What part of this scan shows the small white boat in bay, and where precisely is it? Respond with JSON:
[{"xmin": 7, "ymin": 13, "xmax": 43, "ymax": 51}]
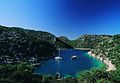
[
  {"xmin": 55, "ymin": 56, "xmax": 63, "ymax": 60},
  {"xmin": 71, "ymin": 55, "xmax": 78, "ymax": 60},
  {"xmin": 33, "ymin": 63, "xmax": 41, "ymax": 67}
]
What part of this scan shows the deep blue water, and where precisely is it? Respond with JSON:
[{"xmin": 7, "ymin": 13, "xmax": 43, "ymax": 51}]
[{"xmin": 34, "ymin": 49, "xmax": 103, "ymax": 77}]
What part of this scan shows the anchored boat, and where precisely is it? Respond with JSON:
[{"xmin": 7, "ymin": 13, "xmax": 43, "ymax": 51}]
[
  {"xmin": 71, "ymin": 55, "xmax": 78, "ymax": 60},
  {"xmin": 55, "ymin": 56, "xmax": 63, "ymax": 60}
]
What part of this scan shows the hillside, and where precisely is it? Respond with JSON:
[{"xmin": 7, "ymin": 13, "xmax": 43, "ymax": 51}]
[
  {"xmin": 91, "ymin": 34, "xmax": 120, "ymax": 68},
  {"xmin": 58, "ymin": 34, "xmax": 112, "ymax": 48},
  {"xmin": 0, "ymin": 25, "xmax": 73, "ymax": 62},
  {"xmin": 75, "ymin": 34, "xmax": 120, "ymax": 82},
  {"xmin": 58, "ymin": 36, "xmax": 70, "ymax": 43}
]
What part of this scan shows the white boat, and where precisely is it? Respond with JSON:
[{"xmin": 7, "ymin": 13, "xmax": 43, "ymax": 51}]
[
  {"xmin": 55, "ymin": 48, "xmax": 63, "ymax": 60},
  {"xmin": 33, "ymin": 63, "xmax": 41, "ymax": 67},
  {"xmin": 55, "ymin": 56, "xmax": 63, "ymax": 60},
  {"xmin": 28, "ymin": 57, "xmax": 35, "ymax": 62},
  {"xmin": 71, "ymin": 55, "xmax": 78, "ymax": 60}
]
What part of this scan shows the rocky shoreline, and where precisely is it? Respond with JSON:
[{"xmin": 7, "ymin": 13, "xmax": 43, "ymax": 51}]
[{"xmin": 88, "ymin": 51, "xmax": 116, "ymax": 71}]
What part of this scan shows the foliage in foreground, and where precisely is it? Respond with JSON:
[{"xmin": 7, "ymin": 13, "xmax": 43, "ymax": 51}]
[
  {"xmin": 0, "ymin": 63, "xmax": 78, "ymax": 83},
  {"xmin": 1, "ymin": 63, "xmax": 120, "ymax": 83}
]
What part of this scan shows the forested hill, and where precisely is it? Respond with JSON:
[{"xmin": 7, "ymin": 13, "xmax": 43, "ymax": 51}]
[
  {"xmin": 91, "ymin": 34, "xmax": 120, "ymax": 69},
  {"xmin": 76, "ymin": 34, "xmax": 120, "ymax": 82},
  {"xmin": 0, "ymin": 25, "xmax": 73, "ymax": 61},
  {"xmin": 58, "ymin": 36, "xmax": 70, "ymax": 43},
  {"xmin": 58, "ymin": 34, "xmax": 112, "ymax": 48}
]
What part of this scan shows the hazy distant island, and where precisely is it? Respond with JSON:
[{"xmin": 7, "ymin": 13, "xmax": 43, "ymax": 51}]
[{"xmin": 0, "ymin": 25, "xmax": 120, "ymax": 83}]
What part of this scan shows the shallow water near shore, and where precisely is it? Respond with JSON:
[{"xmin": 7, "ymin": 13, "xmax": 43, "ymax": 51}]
[{"xmin": 33, "ymin": 49, "xmax": 104, "ymax": 77}]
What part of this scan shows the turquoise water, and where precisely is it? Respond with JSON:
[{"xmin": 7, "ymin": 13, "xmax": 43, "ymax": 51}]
[{"xmin": 34, "ymin": 49, "xmax": 104, "ymax": 77}]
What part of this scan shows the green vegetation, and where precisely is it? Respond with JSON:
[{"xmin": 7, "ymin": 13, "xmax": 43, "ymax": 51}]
[
  {"xmin": 59, "ymin": 34, "xmax": 112, "ymax": 48},
  {"xmin": 0, "ymin": 25, "xmax": 73, "ymax": 63},
  {"xmin": 89, "ymin": 34, "xmax": 120, "ymax": 82},
  {"xmin": 77, "ymin": 68, "xmax": 111, "ymax": 83},
  {"xmin": 0, "ymin": 63, "xmax": 55, "ymax": 83}
]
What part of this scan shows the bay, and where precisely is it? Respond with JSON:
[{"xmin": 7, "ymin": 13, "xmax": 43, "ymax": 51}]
[{"xmin": 33, "ymin": 49, "xmax": 104, "ymax": 77}]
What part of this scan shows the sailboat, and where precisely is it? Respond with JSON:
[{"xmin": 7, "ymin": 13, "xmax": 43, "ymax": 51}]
[
  {"xmin": 55, "ymin": 48, "xmax": 63, "ymax": 60},
  {"xmin": 71, "ymin": 55, "xmax": 78, "ymax": 60}
]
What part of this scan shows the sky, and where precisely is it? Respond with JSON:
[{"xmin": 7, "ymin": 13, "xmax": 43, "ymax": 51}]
[{"xmin": 0, "ymin": 0, "xmax": 120, "ymax": 39}]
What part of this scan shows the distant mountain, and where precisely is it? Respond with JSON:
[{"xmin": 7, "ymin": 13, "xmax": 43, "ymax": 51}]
[
  {"xmin": 0, "ymin": 25, "xmax": 73, "ymax": 61},
  {"xmin": 58, "ymin": 36, "xmax": 70, "ymax": 42},
  {"xmin": 59, "ymin": 34, "xmax": 112, "ymax": 49}
]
